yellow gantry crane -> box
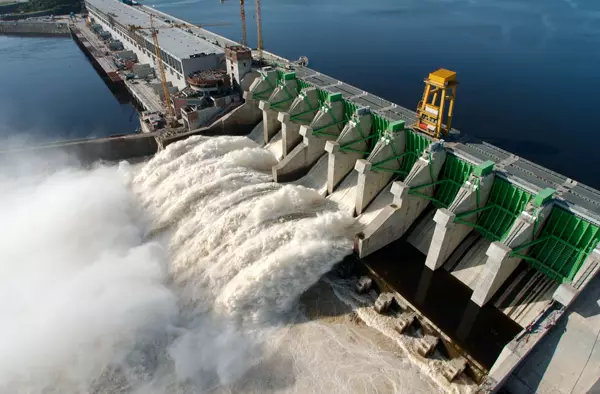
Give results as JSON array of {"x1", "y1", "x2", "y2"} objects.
[
  {"x1": 128, "y1": 15, "x2": 230, "y2": 128},
  {"x1": 414, "y1": 68, "x2": 458, "y2": 139}
]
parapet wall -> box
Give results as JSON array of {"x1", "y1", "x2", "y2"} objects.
[
  {"x1": 0, "y1": 21, "x2": 71, "y2": 36},
  {"x1": 0, "y1": 133, "x2": 159, "y2": 165}
]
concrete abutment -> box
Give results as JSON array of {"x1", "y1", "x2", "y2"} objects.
[
  {"x1": 356, "y1": 143, "x2": 447, "y2": 258},
  {"x1": 425, "y1": 167, "x2": 496, "y2": 271},
  {"x1": 279, "y1": 87, "x2": 320, "y2": 157},
  {"x1": 355, "y1": 121, "x2": 407, "y2": 215},
  {"x1": 471, "y1": 199, "x2": 554, "y2": 306},
  {"x1": 326, "y1": 108, "x2": 373, "y2": 194},
  {"x1": 272, "y1": 93, "x2": 345, "y2": 182}
]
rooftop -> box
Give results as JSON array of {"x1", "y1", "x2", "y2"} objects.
[{"x1": 86, "y1": 0, "x2": 224, "y2": 60}]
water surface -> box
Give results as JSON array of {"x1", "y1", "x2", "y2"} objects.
[{"x1": 0, "y1": 36, "x2": 138, "y2": 144}]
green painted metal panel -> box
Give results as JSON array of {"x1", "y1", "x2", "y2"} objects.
[
  {"x1": 473, "y1": 160, "x2": 494, "y2": 177},
  {"x1": 317, "y1": 89, "x2": 328, "y2": 105},
  {"x1": 388, "y1": 120, "x2": 406, "y2": 132},
  {"x1": 533, "y1": 188, "x2": 556, "y2": 207},
  {"x1": 296, "y1": 79, "x2": 328, "y2": 105},
  {"x1": 328, "y1": 92, "x2": 343, "y2": 102},
  {"x1": 297, "y1": 79, "x2": 312, "y2": 92},
  {"x1": 282, "y1": 72, "x2": 296, "y2": 81},
  {"x1": 433, "y1": 155, "x2": 474, "y2": 208},
  {"x1": 275, "y1": 69, "x2": 284, "y2": 81},
  {"x1": 520, "y1": 208, "x2": 600, "y2": 283},
  {"x1": 475, "y1": 178, "x2": 531, "y2": 241},
  {"x1": 371, "y1": 113, "x2": 389, "y2": 138},
  {"x1": 398, "y1": 130, "x2": 431, "y2": 180},
  {"x1": 343, "y1": 100, "x2": 358, "y2": 121},
  {"x1": 253, "y1": 69, "x2": 279, "y2": 101}
]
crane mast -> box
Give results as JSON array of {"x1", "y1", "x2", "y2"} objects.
[
  {"x1": 240, "y1": 0, "x2": 247, "y2": 46},
  {"x1": 149, "y1": 14, "x2": 175, "y2": 127},
  {"x1": 255, "y1": 0, "x2": 263, "y2": 60}
]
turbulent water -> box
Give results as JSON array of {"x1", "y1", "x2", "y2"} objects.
[{"x1": 0, "y1": 135, "x2": 447, "y2": 393}]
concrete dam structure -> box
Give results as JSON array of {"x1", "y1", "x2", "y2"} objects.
[
  {"x1": 241, "y1": 66, "x2": 600, "y2": 389},
  {"x1": 4, "y1": 0, "x2": 599, "y2": 392}
]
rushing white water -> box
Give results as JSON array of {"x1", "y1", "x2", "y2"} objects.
[{"x1": 0, "y1": 135, "x2": 446, "y2": 393}]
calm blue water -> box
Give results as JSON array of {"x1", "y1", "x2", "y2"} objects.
[
  {"x1": 145, "y1": 0, "x2": 600, "y2": 188},
  {"x1": 0, "y1": 36, "x2": 138, "y2": 144}
]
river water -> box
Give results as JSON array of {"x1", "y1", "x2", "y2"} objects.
[{"x1": 0, "y1": 35, "x2": 138, "y2": 145}]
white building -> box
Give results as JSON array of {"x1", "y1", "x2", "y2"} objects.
[{"x1": 85, "y1": 0, "x2": 225, "y2": 90}]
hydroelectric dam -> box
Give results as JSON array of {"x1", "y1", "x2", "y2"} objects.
[{"x1": 1, "y1": 0, "x2": 599, "y2": 393}]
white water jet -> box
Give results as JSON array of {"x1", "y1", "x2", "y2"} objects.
[{"x1": 0, "y1": 134, "x2": 446, "y2": 393}]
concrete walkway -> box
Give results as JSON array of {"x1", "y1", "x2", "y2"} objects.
[{"x1": 508, "y1": 276, "x2": 600, "y2": 394}]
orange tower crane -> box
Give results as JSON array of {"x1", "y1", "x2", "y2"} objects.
[
  {"x1": 240, "y1": 0, "x2": 247, "y2": 46},
  {"x1": 255, "y1": 0, "x2": 263, "y2": 59},
  {"x1": 219, "y1": 0, "x2": 247, "y2": 47}
]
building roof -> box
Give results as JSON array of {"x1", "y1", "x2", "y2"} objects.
[{"x1": 86, "y1": 0, "x2": 223, "y2": 60}]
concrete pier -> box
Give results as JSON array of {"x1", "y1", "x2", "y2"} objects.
[
  {"x1": 355, "y1": 121, "x2": 406, "y2": 215},
  {"x1": 279, "y1": 87, "x2": 320, "y2": 157},
  {"x1": 425, "y1": 162, "x2": 496, "y2": 271},
  {"x1": 258, "y1": 72, "x2": 299, "y2": 145},
  {"x1": 272, "y1": 92, "x2": 345, "y2": 182},
  {"x1": 325, "y1": 108, "x2": 373, "y2": 194},
  {"x1": 471, "y1": 193, "x2": 554, "y2": 306},
  {"x1": 246, "y1": 68, "x2": 280, "y2": 144},
  {"x1": 356, "y1": 143, "x2": 447, "y2": 258},
  {"x1": 258, "y1": 101, "x2": 280, "y2": 144}
]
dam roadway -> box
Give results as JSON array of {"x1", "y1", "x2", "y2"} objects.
[{"x1": 3, "y1": 0, "x2": 599, "y2": 392}]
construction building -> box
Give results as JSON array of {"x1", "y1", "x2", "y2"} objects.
[{"x1": 84, "y1": 0, "x2": 225, "y2": 90}]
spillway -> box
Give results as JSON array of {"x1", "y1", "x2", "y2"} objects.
[{"x1": 0, "y1": 135, "x2": 455, "y2": 393}]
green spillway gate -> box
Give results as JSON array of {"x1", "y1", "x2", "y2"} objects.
[
  {"x1": 297, "y1": 79, "x2": 329, "y2": 104},
  {"x1": 434, "y1": 155, "x2": 474, "y2": 208},
  {"x1": 370, "y1": 129, "x2": 431, "y2": 181},
  {"x1": 399, "y1": 130, "x2": 430, "y2": 178},
  {"x1": 296, "y1": 76, "x2": 391, "y2": 157},
  {"x1": 338, "y1": 111, "x2": 389, "y2": 157},
  {"x1": 407, "y1": 154, "x2": 474, "y2": 208},
  {"x1": 251, "y1": 69, "x2": 281, "y2": 101},
  {"x1": 268, "y1": 72, "x2": 299, "y2": 111},
  {"x1": 509, "y1": 207, "x2": 600, "y2": 283},
  {"x1": 454, "y1": 178, "x2": 532, "y2": 242}
]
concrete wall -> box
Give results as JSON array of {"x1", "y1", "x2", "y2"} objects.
[
  {"x1": 0, "y1": 21, "x2": 70, "y2": 36},
  {"x1": 0, "y1": 97, "x2": 260, "y2": 164},
  {"x1": 0, "y1": 10, "x2": 55, "y2": 21},
  {"x1": 182, "y1": 54, "x2": 225, "y2": 76},
  {"x1": 0, "y1": 133, "x2": 159, "y2": 165},
  {"x1": 165, "y1": 100, "x2": 262, "y2": 146}
]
